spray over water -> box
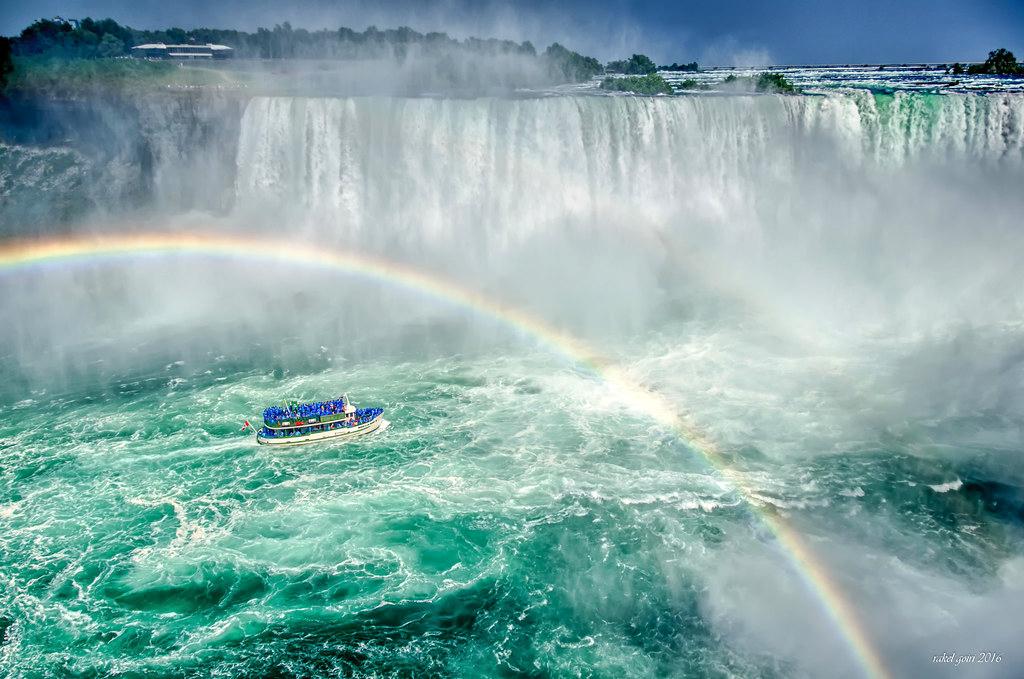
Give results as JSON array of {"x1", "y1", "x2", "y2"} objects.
[{"x1": 2, "y1": 80, "x2": 1024, "y2": 677}]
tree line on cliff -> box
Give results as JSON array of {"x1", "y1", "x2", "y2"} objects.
[
  {"x1": 0, "y1": 17, "x2": 713, "y2": 92},
  {"x1": 0, "y1": 17, "x2": 608, "y2": 87}
]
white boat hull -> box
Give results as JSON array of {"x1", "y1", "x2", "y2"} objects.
[{"x1": 256, "y1": 415, "x2": 388, "y2": 446}]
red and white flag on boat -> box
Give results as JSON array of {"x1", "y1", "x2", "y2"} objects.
[{"x1": 241, "y1": 420, "x2": 252, "y2": 432}]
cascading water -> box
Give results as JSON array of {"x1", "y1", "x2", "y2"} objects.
[
  {"x1": 230, "y1": 92, "x2": 1024, "y2": 351},
  {"x1": 233, "y1": 93, "x2": 1024, "y2": 247},
  {"x1": 2, "y1": 88, "x2": 1023, "y2": 678}
]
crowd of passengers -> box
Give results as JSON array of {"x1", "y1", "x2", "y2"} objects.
[
  {"x1": 260, "y1": 407, "x2": 384, "y2": 438},
  {"x1": 263, "y1": 398, "x2": 349, "y2": 422}
]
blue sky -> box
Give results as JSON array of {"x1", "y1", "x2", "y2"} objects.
[{"x1": 3, "y1": 0, "x2": 1022, "y2": 65}]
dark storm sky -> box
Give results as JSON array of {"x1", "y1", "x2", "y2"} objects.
[{"x1": 2, "y1": 0, "x2": 1022, "y2": 65}]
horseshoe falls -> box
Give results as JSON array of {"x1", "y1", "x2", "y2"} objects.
[{"x1": 2, "y1": 88, "x2": 1024, "y2": 679}]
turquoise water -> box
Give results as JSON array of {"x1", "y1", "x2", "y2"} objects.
[
  {"x1": 2, "y1": 343, "x2": 1020, "y2": 677},
  {"x1": 0, "y1": 354, "x2": 739, "y2": 676}
]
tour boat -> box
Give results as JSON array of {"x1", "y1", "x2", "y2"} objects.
[{"x1": 244, "y1": 395, "x2": 388, "y2": 446}]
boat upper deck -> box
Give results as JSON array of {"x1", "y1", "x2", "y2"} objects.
[
  {"x1": 264, "y1": 397, "x2": 346, "y2": 426},
  {"x1": 263, "y1": 397, "x2": 383, "y2": 431},
  {"x1": 259, "y1": 407, "x2": 384, "y2": 438}
]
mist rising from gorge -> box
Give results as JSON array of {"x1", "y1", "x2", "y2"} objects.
[{"x1": 2, "y1": 91, "x2": 1023, "y2": 470}]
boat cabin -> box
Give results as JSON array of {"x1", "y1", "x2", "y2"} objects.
[{"x1": 259, "y1": 397, "x2": 383, "y2": 440}]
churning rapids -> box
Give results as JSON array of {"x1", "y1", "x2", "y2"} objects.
[{"x1": 2, "y1": 90, "x2": 1024, "y2": 678}]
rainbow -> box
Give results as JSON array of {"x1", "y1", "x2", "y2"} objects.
[{"x1": 0, "y1": 232, "x2": 888, "y2": 678}]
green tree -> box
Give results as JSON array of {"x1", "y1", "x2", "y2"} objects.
[
  {"x1": 967, "y1": 48, "x2": 1023, "y2": 75},
  {"x1": 15, "y1": 19, "x2": 73, "y2": 56},
  {"x1": 756, "y1": 72, "x2": 796, "y2": 92},
  {"x1": 13, "y1": 17, "x2": 130, "y2": 59},
  {"x1": 544, "y1": 42, "x2": 603, "y2": 81},
  {"x1": 661, "y1": 61, "x2": 698, "y2": 72},
  {"x1": 600, "y1": 73, "x2": 673, "y2": 94},
  {"x1": 97, "y1": 33, "x2": 125, "y2": 58},
  {"x1": 722, "y1": 72, "x2": 798, "y2": 93},
  {"x1": 606, "y1": 53, "x2": 657, "y2": 75}
]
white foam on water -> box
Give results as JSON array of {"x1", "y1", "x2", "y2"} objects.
[{"x1": 928, "y1": 478, "x2": 963, "y2": 493}]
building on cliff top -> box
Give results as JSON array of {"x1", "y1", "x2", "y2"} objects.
[{"x1": 131, "y1": 44, "x2": 233, "y2": 60}]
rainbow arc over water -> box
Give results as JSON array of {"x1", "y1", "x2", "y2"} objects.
[{"x1": 0, "y1": 231, "x2": 889, "y2": 679}]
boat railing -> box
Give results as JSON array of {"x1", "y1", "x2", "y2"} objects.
[
  {"x1": 262, "y1": 407, "x2": 383, "y2": 432},
  {"x1": 263, "y1": 398, "x2": 349, "y2": 424}
]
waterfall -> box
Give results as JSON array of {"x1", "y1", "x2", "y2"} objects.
[
  {"x1": 232, "y1": 93, "x2": 1024, "y2": 334},
  {"x1": 3, "y1": 90, "x2": 1023, "y2": 391},
  {"x1": 235, "y1": 93, "x2": 1024, "y2": 238}
]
